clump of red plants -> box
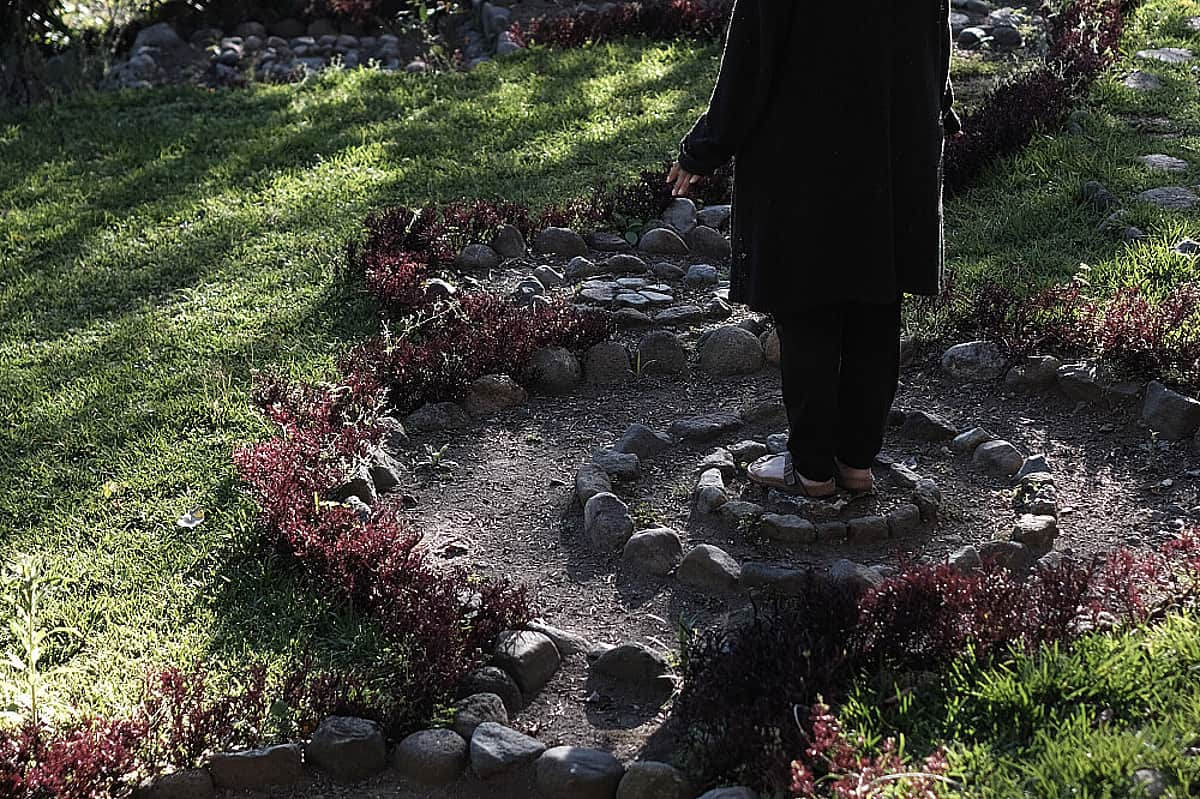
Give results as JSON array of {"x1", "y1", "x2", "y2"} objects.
[
  {"x1": 509, "y1": 0, "x2": 733, "y2": 49},
  {"x1": 674, "y1": 532, "x2": 1200, "y2": 794},
  {"x1": 0, "y1": 659, "x2": 402, "y2": 799}
]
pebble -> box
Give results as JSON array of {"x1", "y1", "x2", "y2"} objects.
[
  {"x1": 614, "y1": 308, "x2": 653, "y2": 328},
  {"x1": 534, "y1": 226, "x2": 589, "y2": 256},
  {"x1": 941, "y1": 340, "x2": 1006, "y2": 381},
  {"x1": 622, "y1": 527, "x2": 684, "y2": 576},
  {"x1": 306, "y1": 717, "x2": 387, "y2": 782},
  {"x1": 1131, "y1": 768, "x2": 1168, "y2": 799},
  {"x1": 1142, "y1": 380, "x2": 1200, "y2": 440},
  {"x1": 584, "y1": 492, "x2": 635, "y2": 551},
  {"x1": 459, "y1": 667, "x2": 523, "y2": 715},
  {"x1": 584, "y1": 341, "x2": 634, "y2": 385},
  {"x1": 677, "y1": 544, "x2": 741, "y2": 590},
  {"x1": 978, "y1": 540, "x2": 1035, "y2": 573},
  {"x1": 638, "y1": 228, "x2": 689, "y2": 255},
  {"x1": 394, "y1": 729, "x2": 468, "y2": 785},
  {"x1": 493, "y1": 630, "x2": 560, "y2": 698},
  {"x1": 536, "y1": 747, "x2": 625, "y2": 799},
  {"x1": 534, "y1": 265, "x2": 564, "y2": 286},
  {"x1": 470, "y1": 722, "x2": 546, "y2": 780},
  {"x1": 614, "y1": 423, "x2": 672, "y2": 459},
  {"x1": 616, "y1": 761, "x2": 692, "y2": 799},
  {"x1": 972, "y1": 439, "x2": 1025, "y2": 478},
  {"x1": 636, "y1": 330, "x2": 688, "y2": 375},
  {"x1": 762, "y1": 328, "x2": 780, "y2": 366},
  {"x1": 699, "y1": 325, "x2": 765, "y2": 377},
  {"x1": 1175, "y1": 238, "x2": 1200, "y2": 255},
  {"x1": 452, "y1": 693, "x2": 508, "y2": 742}
]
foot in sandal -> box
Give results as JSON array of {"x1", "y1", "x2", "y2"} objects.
[
  {"x1": 834, "y1": 458, "x2": 875, "y2": 493},
  {"x1": 747, "y1": 453, "x2": 837, "y2": 497}
]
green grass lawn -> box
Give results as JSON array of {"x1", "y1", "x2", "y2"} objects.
[{"x1": 0, "y1": 0, "x2": 1196, "y2": 719}]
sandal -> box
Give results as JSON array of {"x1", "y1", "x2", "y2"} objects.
[
  {"x1": 834, "y1": 458, "x2": 876, "y2": 493},
  {"x1": 747, "y1": 453, "x2": 837, "y2": 498}
]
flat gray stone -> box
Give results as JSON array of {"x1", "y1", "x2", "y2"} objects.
[
  {"x1": 614, "y1": 292, "x2": 651, "y2": 311},
  {"x1": 576, "y1": 464, "x2": 612, "y2": 506},
  {"x1": 535, "y1": 226, "x2": 588, "y2": 256},
  {"x1": 622, "y1": 527, "x2": 684, "y2": 576},
  {"x1": 696, "y1": 204, "x2": 732, "y2": 229},
  {"x1": 207, "y1": 744, "x2": 304, "y2": 790},
  {"x1": 493, "y1": 630, "x2": 560, "y2": 698},
  {"x1": 669, "y1": 412, "x2": 742, "y2": 443},
  {"x1": 699, "y1": 326, "x2": 765, "y2": 377},
  {"x1": 899, "y1": 410, "x2": 958, "y2": 441},
  {"x1": 1138, "y1": 153, "x2": 1189, "y2": 172},
  {"x1": 740, "y1": 562, "x2": 809, "y2": 595},
  {"x1": 759, "y1": 513, "x2": 817, "y2": 545},
  {"x1": 888, "y1": 461, "x2": 922, "y2": 489},
  {"x1": 942, "y1": 340, "x2": 1006, "y2": 381},
  {"x1": 952, "y1": 427, "x2": 995, "y2": 455},
  {"x1": 848, "y1": 515, "x2": 889, "y2": 542},
  {"x1": 306, "y1": 716, "x2": 387, "y2": 782},
  {"x1": 677, "y1": 544, "x2": 741, "y2": 590},
  {"x1": 616, "y1": 761, "x2": 692, "y2": 799},
  {"x1": 136, "y1": 769, "x2": 214, "y2": 799},
  {"x1": 394, "y1": 729, "x2": 468, "y2": 785},
  {"x1": 459, "y1": 667, "x2": 523, "y2": 715},
  {"x1": 452, "y1": 693, "x2": 508, "y2": 742},
  {"x1": 655, "y1": 304, "x2": 705, "y2": 326},
  {"x1": 1012, "y1": 514, "x2": 1058, "y2": 549},
  {"x1": 470, "y1": 722, "x2": 546, "y2": 780},
  {"x1": 1135, "y1": 47, "x2": 1193, "y2": 63},
  {"x1": 584, "y1": 492, "x2": 635, "y2": 551},
  {"x1": 589, "y1": 642, "x2": 673, "y2": 691},
  {"x1": 615, "y1": 423, "x2": 673, "y2": 459},
  {"x1": 536, "y1": 747, "x2": 625, "y2": 799},
  {"x1": 638, "y1": 228, "x2": 689, "y2": 255},
  {"x1": 1136, "y1": 186, "x2": 1198, "y2": 210},
  {"x1": 694, "y1": 468, "x2": 729, "y2": 513},
  {"x1": 887, "y1": 503, "x2": 923, "y2": 536},
  {"x1": 1142, "y1": 380, "x2": 1200, "y2": 440},
  {"x1": 463, "y1": 374, "x2": 527, "y2": 416},
  {"x1": 972, "y1": 439, "x2": 1025, "y2": 478},
  {"x1": 1123, "y1": 70, "x2": 1162, "y2": 90},
  {"x1": 584, "y1": 341, "x2": 633, "y2": 385},
  {"x1": 636, "y1": 330, "x2": 688, "y2": 375},
  {"x1": 1005, "y1": 355, "x2": 1061, "y2": 391}
]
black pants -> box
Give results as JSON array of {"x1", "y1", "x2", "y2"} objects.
[{"x1": 775, "y1": 299, "x2": 902, "y2": 482}]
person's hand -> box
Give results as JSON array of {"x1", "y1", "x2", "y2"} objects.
[{"x1": 666, "y1": 161, "x2": 702, "y2": 197}]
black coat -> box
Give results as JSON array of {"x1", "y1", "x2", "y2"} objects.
[{"x1": 677, "y1": 0, "x2": 962, "y2": 312}]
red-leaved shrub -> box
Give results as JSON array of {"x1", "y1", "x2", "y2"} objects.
[{"x1": 511, "y1": 0, "x2": 733, "y2": 49}]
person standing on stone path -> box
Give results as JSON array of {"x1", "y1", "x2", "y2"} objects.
[{"x1": 668, "y1": 0, "x2": 963, "y2": 496}]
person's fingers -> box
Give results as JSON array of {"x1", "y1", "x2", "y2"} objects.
[
  {"x1": 689, "y1": 174, "x2": 701, "y2": 184},
  {"x1": 666, "y1": 162, "x2": 679, "y2": 184},
  {"x1": 673, "y1": 172, "x2": 691, "y2": 196}
]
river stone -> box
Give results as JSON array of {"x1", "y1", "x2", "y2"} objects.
[
  {"x1": 662, "y1": 197, "x2": 698, "y2": 233},
  {"x1": 699, "y1": 326, "x2": 765, "y2": 377},
  {"x1": 697, "y1": 204, "x2": 732, "y2": 229},
  {"x1": 470, "y1": 722, "x2": 546, "y2": 779},
  {"x1": 684, "y1": 263, "x2": 720, "y2": 287},
  {"x1": 527, "y1": 346, "x2": 581, "y2": 394},
  {"x1": 136, "y1": 768, "x2": 214, "y2": 799},
  {"x1": 1012, "y1": 514, "x2": 1058, "y2": 548},
  {"x1": 491, "y1": 224, "x2": 526, "y2": 257},
  {"x1": 464, "y1": 374, "x2": 527, "y2": 416},
  {"x1": 899, "y1": 410, "x2": 958, "y2": 441},
  {"x1": 616, "y1": 760, "x2": 691, "y2": 799},
  {"x1": 207, "y1": 744, "x2": 303, "y2": 789},
  {"x1": 535, "y1": 226, "x2": 588, "y2": 256},
  {"x1": 942, "y1": 340, "x2": 1006, "y2": 381},
  {"x1": 760, "y1": 513, "x2": 817, "y2": 545},
  {"x1": 655, "y1": 304, "x2": 705, "y2": 326},
  {"x1": 452, "y1": 693, "x2": 508, "y2": 741},
  {"x1": 459, "y1": 667, "x2": 523, "y2": 715},
  {"x1": 588, "y1": 231, "x2": 633, "y2": 252},
  {"x1": 1142, "y1": 380, "x2": 1200, "y2": 440},
  {"x1": 973, "y1": 439, "x2": 1024, "y2": 478},
  {"x1": 306, "y1": 716, "x2": 387, "y2": 782},
  {"x1": 848, "y1": 515, "x2": 890, "y2": 542},
  {"x1": 1135, "y1": 47, "x2": 1193, "y2": 63},
  {"x1": 1123, "y1": 70, "x2": 1162, "y2": 90},
  {"x1": 394, "y1": 729, "x2": 468, "y2": 785},
  {"x1": 887, "y1": 503, "x2": 923, "y2": 536},
  {"x1": 576, "y1": 464, "x2": 612, "y2": 505},
  {"x1": 584, "y1": 341, "x2": 634, "y2": 385},
  {"x1": 622, "y1": 527, "x2": 684, "y2": 576},
  {"x1": 536, "y1": 747, "x2": 625, "y2": 799},
  {"x1": 493, "y1": 630, "x2": 560, "y2": 698},
  {"x1": 1136, "y1": 186, "x2": 1198, "y2": 210},
  {"x1": 639, "y1": 227, "x2": 689, "y2": 255},
  {"x1": 567, "y1": 257, "x2": 601, "y2": 281},
  {"x1": 455, "y1": 243, "x2": 501, "y2": 271},
  {"x1": 603, "y1": 253, "x2": 650, "y2": 275},
  {"x1": 615, "y1": 423, "x2": 672, "y2": 459},
  {"x1": 589, "y1": 642, "x2": 672, "y2": 690},
  {"x1": 686, "y1": 225, "x2": 731, "y2": 259},
  {"x1": 677, "y1": 544, "x2": 741, "y2": 590},
  {"x1": 636, "y1": 330, "x2": 688, "y2": 375},
  {"x1": 952, "y1": 426, "x2": 995, "y2": 455},
  {"x1": 584, "y1": 492, "x2": 635, "y2": 551},
  {"x1": 670, "y1": 412, "x2": 743, "y2": 443},
  {"x1": 1005, "y1": 355, "x2": 1061, "y2": 391}
]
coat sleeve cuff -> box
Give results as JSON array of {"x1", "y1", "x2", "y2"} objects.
[{"x1": 677, "y1": 140, "x2": 716, "y2": 176}]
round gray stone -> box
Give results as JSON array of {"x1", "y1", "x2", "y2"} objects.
[
  {"x1": 491, "y1": 223, "x2": 527, "y2": 257},
  {"x1": 454, "y1": 243, "x2": 501, "y2": 270},
  {"x1": 459, "y1": 667, "x2": 523, "y2": 715},
  {"x1": 589, "y1": 642, "x2": 672, "y2": 690},
  {"x1": 1138, "y1": 153, "x2": 1189, "y2": 172},
  {"x1": 584, "y1": 341, "x2": 634, "y2": 385},
  {"x1": 638, "y1": 228, "x2": 689, "y2": 255},
  {"x1": 616, "y1": 760, "x2": 691, "y2": 799},
  {"x1": 699, "y1": 326, "x2": 764, "y2": 377},
  {"x1": 677, "y1": 544, "x2": 741, "y2": 590},
  {"x1": 394, "y1": 729, "x2": 468, "y2": 785},
  {"x1": 636, "y1": 330, "x2": 688, "y2": 375},
  {"x1": 694, "y1": 467, "x2": 729, "y2": 513},
  {"x1": 684, "y1": 263, "x2": 719, "y2": 287},
  {"x1": 584, "y1": 492, "x2": 635, "y2": 551},
  {"x1": 470, "y1": 722, "x2": 546, "y2": 780},
  {"x1": 536, "y1": 746, "x2": 625, "y2": 799},
  {"x1": 696, "y1": 204, "x2": 732, "y2": 229},
  {"x1": 622, "y1": 527, "x2": 684, "y2": 576},
  {"x1": 1012, "y1": 514, "x2": 1058, "y2": 549},
  {"x1": 972, "y1": 439, "x2": 1025, "y2": 478},
  {"x1": 527, "y1": 346, "x2": 581, "y2": 394},
  {"x1": 662, "y1": 197, "x2": 698, "y2": 234},
  {"x1": 686, "y1": 225, "x2": 731, "y2": 259},
  {"x1": 493, "y1": 630, "x2": 561, "y2": 698},
  {"x1": 452, "y1": 693, "x2": 508, "y2": 742},
  {"x1": 942, "y1": 340, "x2": 1006, "y2": 381},
  {"x1": 952, "y1": 426, "x2": 995, "y2": 455},
  {"x1": 306, "y1": 716, "x2": 387, "y2": 782},
  {"x1": 464, "y1": 374, "x2": 527, "y2": 416},
  {"x1": 535, "y1": 226, "x2": 588, "y2": 256}
]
